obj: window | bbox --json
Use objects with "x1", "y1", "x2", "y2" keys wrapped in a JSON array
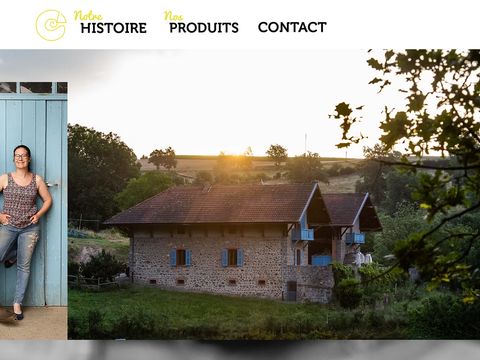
[
  {"x1": 258, "y1": 280, "x2": 266, "y2": 286},
  {"x1": 170, "y1": 248, "x2": 192, "y2": 267},
  {"x1": 176, "y1": 279, "x2": 185, "y2": 286},
  {"x1": 57, "y1": 82, "x2": 68, "y2": 93},
  {"x1": 0, "y1": 82, "x2": 68, "y2": 94},
  {"x1": 221, "y1": 248, "x2": 244, "y2": 267},
  {"x1": 228, "y1": 279, "x2": 237, "y2": 286},
  {"x1": 228, "y1": 249, "x2": 237, "y2": 266},
  {"x1": 177, "y1": 249, "x2": 186, "y2": 266},
  {"x1": 149, "y1": 279, "x2": 157, "y2": 285},
  {"x1": 0, "y1": 82, "x2": 16, "y2": 93},
  {"x1": 20, "y1": 82, "x2": 52, "y2": 93}
]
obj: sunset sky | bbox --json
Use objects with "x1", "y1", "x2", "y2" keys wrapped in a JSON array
[{"x1": 1, "y1": 50, "x2": 407, "y2": 158}]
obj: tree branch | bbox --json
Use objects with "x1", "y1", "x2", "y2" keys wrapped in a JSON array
[{"x1": 372, "y1": 158, "x2": 480, "y2": 171}]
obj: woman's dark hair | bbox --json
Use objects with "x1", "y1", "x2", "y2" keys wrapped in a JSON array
[{"x1": 13, "y1": 144, "x2": 32, "y2": 171}]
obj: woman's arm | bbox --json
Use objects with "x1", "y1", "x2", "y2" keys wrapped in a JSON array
[
  {"x1": 0, "y1": 174, "x2": 7, "y2": 192},
  {"x1": 30, "y1": 175, "x2": 53, "y2": 224},
  {"x1": 0, "y1": 174, "x2": 10, "y2": 224}
]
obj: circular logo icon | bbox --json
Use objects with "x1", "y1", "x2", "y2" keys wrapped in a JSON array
[{"x1": 36, "y1": 10, "x2": 67, "y2": 41}]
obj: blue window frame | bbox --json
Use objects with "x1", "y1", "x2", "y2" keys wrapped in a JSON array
[
  {"x1": 221, "y1": 248, "x2": 244, "y2": 267},
  {"x1": 170, "y1": 248, "x2": 192, "y2": 267}
]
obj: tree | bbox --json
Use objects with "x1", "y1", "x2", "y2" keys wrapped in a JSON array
[
  {"x1": 194, "y1": 170, "x2": 213, "y2": 185},
  {"x1": 331, "y1": 50, "x2": 480, "y2": 302},
  {"x1": 148, "y1": 146, "x2": 177, "y2": 170},
  {"x1": 355, "y1": 144, "x2": 401, "y2": 204},
  {"x1": 68, "y1": 124, "x2": 140, "y2": 223},
  {"x1": 286, "y1": 151, "x2": 329, "y2": 183},
  {"x1": 115, "y1": 172, "x2": 175, "y2": 210},
  {"x1": 382, "y1": 169, "x2": 419, "y2": 215},
  {"x1": 266, "y1": 144, "x2": 288, "y2": 167}
]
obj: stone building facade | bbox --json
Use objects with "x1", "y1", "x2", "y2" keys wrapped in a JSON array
[{"x1": 107, "y1": 184, "x2": 380, "y2": 303}]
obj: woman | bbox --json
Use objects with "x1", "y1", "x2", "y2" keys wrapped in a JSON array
[{"x1": 0, "y1": 145, "x2": 52, "y2": 320}]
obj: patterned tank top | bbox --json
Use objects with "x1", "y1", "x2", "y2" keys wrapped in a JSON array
[{"x1": 2, "y1": 173, "x2": 38, "y2": 228}]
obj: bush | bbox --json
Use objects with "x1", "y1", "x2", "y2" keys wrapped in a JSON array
[
  {"x1": 332, "y1": 263, "x2": 354, "y2": 285},
  {"x1": 334, "y1": 278, "x2": 363, "y2": 309},
  {"x1": 68, "y1": 261, "x2": 80, "y2": 277},
  {"x1": 408, "y1": 292, "x2": 480, "y2": 339},
  {"x1": 358, "y1": 263, "x2": 404, "y2": 305},
  {"x1": 80, "y1": 249, "x2": 125, "y2": 281}
]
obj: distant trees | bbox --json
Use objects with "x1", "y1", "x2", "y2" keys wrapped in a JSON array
[
  {"x1": 149, "y1": 146, "x2": 177, "y2": 170},
  {"x1": 266, "y1": 144, "x2": 288, "y2": 167},
  {"x1": 355, "y1": 144, "x2": 402, "y2": 205},
  {"x1": 115, "y1": 172, "x2": 176, "y2": 210},
  {"x1": 286, "y1": 152, "x2": 328, "y2": 183},
  {"x1": 68, "y1": 124, "x2": 140, "y2": 222},
  {"x1": 194, "y1": 170, "x2": 213, "y2": 185}
]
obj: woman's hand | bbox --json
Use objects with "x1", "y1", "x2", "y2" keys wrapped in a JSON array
[
  {"x1": 30, "y1": 214, "x2": 40, "y2": 225},
  {"x1": 0, "y1": 213, "x2": 10, "y2": 225}
]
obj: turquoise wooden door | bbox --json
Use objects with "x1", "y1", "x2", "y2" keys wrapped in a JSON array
[{"x1": 0, "y1": 91, "x2": 67, "y2": 306}]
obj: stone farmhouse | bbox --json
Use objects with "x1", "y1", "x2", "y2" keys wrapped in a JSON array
[{"x1": 105, "y1": 183, "x2": 381, "y2": 302}]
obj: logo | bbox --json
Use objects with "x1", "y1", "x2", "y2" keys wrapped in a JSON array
[{"x1": 36, "y1": 10, "x2": 67, "y2": 41}]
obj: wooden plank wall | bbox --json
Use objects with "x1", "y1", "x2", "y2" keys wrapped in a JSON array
[{"x1": 0, "y1": 97, "x2": 67, "y2": 306}]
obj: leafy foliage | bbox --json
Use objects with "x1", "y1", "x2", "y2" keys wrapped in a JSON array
[
  {"x1": 332, "y1": 263, "x2": 354, "y2": 284},
  {"x1": 286, "y1": 152, "x2": 328, "y2": 183},
  {"x1": 382, "y1": 168, "x2": 419, "y2": 215},
  {"x1": 115, "y1": 171, "x2": 175, "y2": 210},
  {"x1": 68, "y1": 124, "x2": 140, "y2": 222},
  {"x1": 408, "y1": 292, "x2": 480, "y2": 339},
  {"x1": 149, "y1": 146, "x2": 177, "y2": 170},
  {"x1": 372, "y1": 204, "x2": 428, "y2": 266},
  {"x1": 334, "y1": 278, "x2": 363, "y2": 309},
  {"x1": 331, "y1": 50, "x2": 480, "y2": 301},
  {"x1": 355, "y1": 144, "x2": 402, "y2": 205},
  {"x1": 266, "y1": 144, "x2": 288, "y2": 167}
]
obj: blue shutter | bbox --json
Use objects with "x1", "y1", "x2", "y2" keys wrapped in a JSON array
[
  {"x1": 170, "y1": 249, "x2": 176, "y2": 267},
  {"x1": 186, "y1": 249, "x2": 192, "y2": 267},
  {"x1": 237, "y1": 248, "x2": 244, "y2": 267},
  {"x1": 221, "y1": 249, "x2": 228, "y2": 267}
]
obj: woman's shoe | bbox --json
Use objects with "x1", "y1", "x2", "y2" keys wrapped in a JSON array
[
  {"x1": 3, "y1": 260, "x2": 17, "y2": 269},
  {"x1": 4, "y1": 259, "x2": 16, "y2": 268},
  {"x1": 13, "y1": 303, "x2": 23, "y2": 320}
]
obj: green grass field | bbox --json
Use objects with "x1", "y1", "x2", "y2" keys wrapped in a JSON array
[
  {"x1": 68, "y1": 286, "x2": 408, "y2": 340},
  {"x1": 69, "y1": 231, "x2": 130, "y2": 264}
]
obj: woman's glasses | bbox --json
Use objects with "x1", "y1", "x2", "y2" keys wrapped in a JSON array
[{"x1": 14, "y1": 154, "x2": 29, "y2": 160}]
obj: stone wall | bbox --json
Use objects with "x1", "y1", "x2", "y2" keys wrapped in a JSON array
[
  {"x1": 130, "y1": 224, "x2": 335, "y2": 302},
  {"x1": 130, "y1": 224, "x2": 287, "y2": 299},
  {"x1": 283, "y1": 265, "x2": 334, "y2": 303}
]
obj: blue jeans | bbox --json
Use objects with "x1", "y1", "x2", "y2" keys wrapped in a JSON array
[{"x1": 0, "y1": 223, "x2": 40, "y2": 305}]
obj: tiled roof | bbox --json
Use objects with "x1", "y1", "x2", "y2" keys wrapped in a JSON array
[
  {"x1": 105, "y1": 184, "x2": 318, "y2": 225},
  {"x1": 322, "y1": 193, "x2": 367, "y2": 226},
  {"x1": 323, "y1": 193, "x2": 382, "y2": 231}
]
